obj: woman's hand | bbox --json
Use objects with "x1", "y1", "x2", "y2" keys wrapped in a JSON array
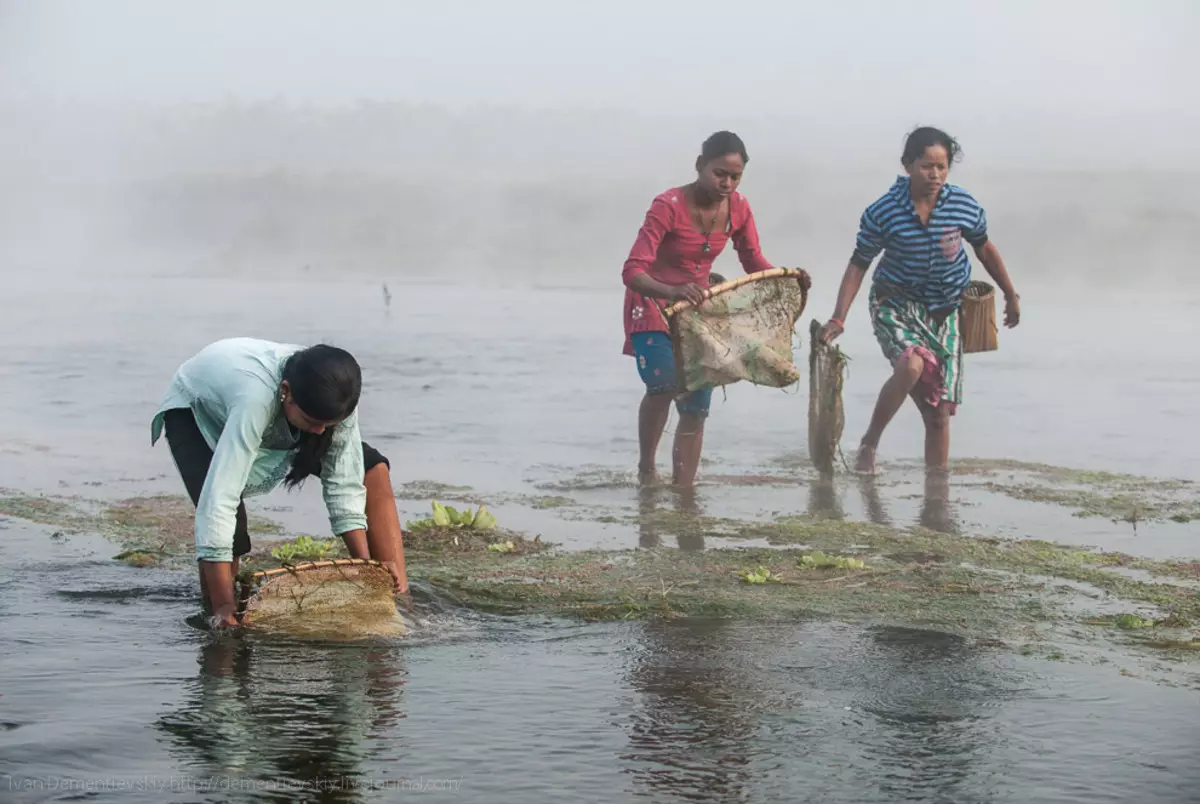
[
  {"x1": 668, "y1": 283, "x2": 707, "y2": 306},
  {"x1": 793, "y1": 268, "x2": 812, "y2": 292},
  {"x1": 818, "y1": 318, "x2": 845, "y2": 344},
  {"x1": 381, "y1": 560, "x2": 406, "y2": 595},
  {"x1": 1004, "y1": 293, "x2": 1021, "y2": 328},
  {"x1": 208, "y1": 603, "x2": 241, "y2": 630}
]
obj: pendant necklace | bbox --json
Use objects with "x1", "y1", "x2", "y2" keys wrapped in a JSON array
[{"x1": 698, "y1": 193, "x2": 725, "y2": 255}]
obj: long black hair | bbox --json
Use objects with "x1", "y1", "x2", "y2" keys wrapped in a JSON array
[{"x1": 282, "y1": 344, "x2": 362, "y2": 489}]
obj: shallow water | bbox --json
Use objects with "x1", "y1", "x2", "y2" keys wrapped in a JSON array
[{"x1": 3, "y1": 276, "x2": 1200, "y2": 802}]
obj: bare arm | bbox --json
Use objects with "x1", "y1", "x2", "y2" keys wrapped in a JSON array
[
  {"x1": 818, "y1": 263, "x2": 869, "y2": 343},
  {"x1": 200, "y1": 560, "x2": 238, "y2": 627},
  {"x1": 629, "y1": 273, "x2": 703, "y2": 304},
  {"x1": 973, "y1": 240, "x2": 1020, "y2": 327}
]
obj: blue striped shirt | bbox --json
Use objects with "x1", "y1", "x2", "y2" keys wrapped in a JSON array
[{"x1": 850, "y1": 177, "x2": 989, "y2": 310}]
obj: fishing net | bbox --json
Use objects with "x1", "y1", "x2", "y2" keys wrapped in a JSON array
[
  {"x1": 237, "y1": 559, "x2": 406, "y2": 639},
  {"x1": 666, "y1": 268, "x2": 808, "y2": 393},
  {"x1": 808, "y1": 319, "x2": 848, "y2": 475}
]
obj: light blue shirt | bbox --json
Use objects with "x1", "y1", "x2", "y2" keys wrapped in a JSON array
[{"x1": 151, "y1": 338, "x2": 368, "y2": 562}]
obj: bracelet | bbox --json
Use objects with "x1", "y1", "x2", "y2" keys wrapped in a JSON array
[{"x1": 828, "y1": 317, "x2": 845, "y2": 329}]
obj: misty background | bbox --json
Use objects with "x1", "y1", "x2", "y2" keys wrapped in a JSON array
[{"x1": 1, "y1": 0, "x2": 1197, "y2": 291}]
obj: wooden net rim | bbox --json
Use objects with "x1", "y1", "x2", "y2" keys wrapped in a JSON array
[
  {"x1": 249, "y1": 558, "x2": 384, "y2": 582},
  {"x1": 664, "y1": 267, "x2": 809, "y2": 318},
  {"x1": 963, "y1": 280, "x2": 995, "y2": 300}
]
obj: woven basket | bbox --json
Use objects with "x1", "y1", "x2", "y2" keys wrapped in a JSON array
[
  {"x1": 960, "y1": 280, "x2": 999, "y2": 354},
  {"x1": 237, "y1": 558, "x2": 404, "y2": 637}
]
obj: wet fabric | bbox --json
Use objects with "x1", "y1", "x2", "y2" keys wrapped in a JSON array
[
  {"x1": 668, "y1": 271, "x2": 807, "y2": 393},
  {"x1": 869, "y1": 283, "x2": 963, "y2": 411},
  {"x1": 808, "y1": 319, "x2": 848, "y2": 475}
]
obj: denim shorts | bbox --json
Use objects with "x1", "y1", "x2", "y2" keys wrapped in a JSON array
[{"x1": 631, "y1": 332, "x2": 712, "y2": 417}]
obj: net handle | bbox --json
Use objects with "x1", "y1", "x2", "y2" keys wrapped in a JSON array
[{"x1": 663, "y1": 267, "x2": 807, "y2": 318}]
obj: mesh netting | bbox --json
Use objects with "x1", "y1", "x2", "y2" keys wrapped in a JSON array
[
  {"x1": 238, "y1": 559, "x2": 406, "y2": 639},
  {"x1": 808, "y1": 319, "x2": 848, "y2": 475},
  {"x1": 667, "y1": 268, "x2": 808, "y2": 393}
]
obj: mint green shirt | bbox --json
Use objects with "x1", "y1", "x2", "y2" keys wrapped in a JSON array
[{"x1": 151, "y1": 338, "x2": 368, "y2": 562}]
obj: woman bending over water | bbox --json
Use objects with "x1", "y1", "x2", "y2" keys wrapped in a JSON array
[
  {"x1": 819, "y1": 127, "x2": 1020, "y2": 473},
  {"x1": 621, "y1": 131, "x2": 811, "y2": 487},
  {"x1": 151, "y1": 338, "x2": 409, "y2": 628}
]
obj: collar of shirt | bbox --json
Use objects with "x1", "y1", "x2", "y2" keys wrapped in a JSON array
[{"x1": 889, "y1": 176, "x2": 950, "y2": 218}]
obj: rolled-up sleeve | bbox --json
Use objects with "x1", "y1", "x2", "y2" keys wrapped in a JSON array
[
  {"x1": 194, "y1": 398, "x2": 272, "y2": 562},
  {"x1": 320, "y1": 410, "x2": 368, "y2": 536},
  {"x1": 850, "y1": 207, "x2": 885, "y2": 269},
  {"x1": 621, "y1": 196, "x2": 673, "y2": 287}
]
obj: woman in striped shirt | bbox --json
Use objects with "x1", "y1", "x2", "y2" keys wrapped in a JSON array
[{"x1": 819, "y1": 127, "x2": 1021, "y2": 474}]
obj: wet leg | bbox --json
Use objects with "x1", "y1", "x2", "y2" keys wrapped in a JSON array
[
  {"x1": 857, "y1": 352, "x2": 924, "y2": 473},
  {"x1": 671, "y1": 412, "x2": 705, "y2": 488},
  {"x1": 638, "y1": 393, "x2": 672, "y2": 484}
]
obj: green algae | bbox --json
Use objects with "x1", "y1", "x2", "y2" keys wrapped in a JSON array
[
  {"x1": 947, "y1": 458, "x2": 1200, "y2": 523},
  {"x1": 393, "y1": 480, "x2": 476, "y2": 502},
  {"x1": 6, "y1": 476, "x2": 1200, "y2": 681}
]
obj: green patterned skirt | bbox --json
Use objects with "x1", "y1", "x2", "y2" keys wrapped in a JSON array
[{"x1": 868, "y1": 284, "x2": 963, "y2": 412}]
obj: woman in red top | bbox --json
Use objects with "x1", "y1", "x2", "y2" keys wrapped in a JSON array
[{"x1": 621, "y1": 131, "x2": 811, "y2": 487}]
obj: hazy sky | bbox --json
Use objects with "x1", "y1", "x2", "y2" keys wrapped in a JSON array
[
  {"x1": 3, "y1": 0, "x2": 1196, "y2": 111},
  {"x1": 2, "y1": 0, "x2": 1198, "y2": 167}
]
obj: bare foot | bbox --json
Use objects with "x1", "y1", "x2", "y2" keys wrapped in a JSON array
[
  {"x1": 638, "y1": 467, "x2": 662, "y2": 487},
  {"x1": 854, "y1": 443, "x2": 879, "y2": 475}
]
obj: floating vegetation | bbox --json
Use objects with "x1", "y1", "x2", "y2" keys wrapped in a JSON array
[
  {"x1": 270, "y1": 535, "x2": 338, "y2": 564},
  {"x1": 393, "y1": 480, "x2": 476, "y2": 502},
  {"x1": 5, "y1": 463, "x2": 1200, "y2": 683},
  {"x1": 797, "y1": 551, "x2": 867, "y2": 571},
  {"x1": 737, "y1": 566, "x2": 781, "y2": 584}
]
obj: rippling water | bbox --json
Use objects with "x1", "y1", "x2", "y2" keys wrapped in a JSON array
[{"x1": 2, "y1": 276, "x2": 1200, "y2": 802}]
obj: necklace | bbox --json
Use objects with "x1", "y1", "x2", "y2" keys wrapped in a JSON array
[{"x1": 697, "y1": 196, "x2": 725, "y2": 254}]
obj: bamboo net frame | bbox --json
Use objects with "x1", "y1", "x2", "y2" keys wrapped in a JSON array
[{"x1": 663, "y1": 267, "x2": 808, "y2": 318}]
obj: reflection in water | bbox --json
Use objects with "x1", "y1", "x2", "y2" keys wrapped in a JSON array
[
  {"x1": 157, "y1": 635, "x2": 407, "y2": 798},
  {"x1": 859, "y1": 626, "x2": 997, "y2": 802},
  {"x1": 806, "y1": 473, "x2": 844, "y2": 520},
  {"x1": 855, "y1": 472, "x2": 960, "y2": 534},
  {"x1": 637, "y1": 486, "x2": 705, "y2": 551},
  {"x1": 919, "y1": 470, "x2": 960, "y2": 534},
  {"x1": 622, "y1": 619, "x2": 760, "y2": 802},
  {"x1": 858, "y1": 475, "x2": 893, "y2": 527}
]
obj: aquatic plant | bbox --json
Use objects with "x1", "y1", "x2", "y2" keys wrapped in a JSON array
[
  {"x1": 407, "y1": 500, "x2": 497, "y2": 532},
  {"x1": 797, "y1": 551, "x2": 867, "y2": 570},
  {"x1": 270, "y1": 535, "x2": 337, "y2": 564},
  {"x1": 737, "y1": 566, "x2": 781, "y2": 584}
]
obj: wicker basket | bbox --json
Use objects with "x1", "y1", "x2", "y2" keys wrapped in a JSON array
[{"x1": 960, "y1": 280, "x2": 999, "y2": 354}]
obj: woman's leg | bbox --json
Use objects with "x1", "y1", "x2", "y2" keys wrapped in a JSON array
[
  {"x1": 856, "y1": 351, "x2": 925, "y2": 473},
  {"x1": 671, "y1": 388, "x2": 712, "y2": 488},
  {"x1": 915, "y1": 397, "x2": 952, "y2": 470},
  {"x1": 350, "y1": 443, "x2": 409, "y2": 595},
  {"x1": 631, "y1": 333, "x2": 678, "y2": 485},
  {"x1": 639, "y1": 393, "x2": 673, "y2": 483}
]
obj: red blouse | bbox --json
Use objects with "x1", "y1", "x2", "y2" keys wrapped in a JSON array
[{"x1": 620, "y1": 187, "x2": 773, "y2": 355}]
